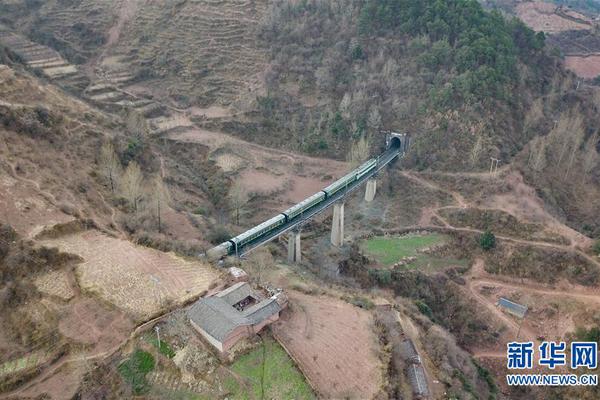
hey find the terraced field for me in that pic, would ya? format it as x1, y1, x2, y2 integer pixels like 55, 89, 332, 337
12, 0, 117, 62
112, 0, 268, 106
41, 230, 219, 320
0, 26, 89, 92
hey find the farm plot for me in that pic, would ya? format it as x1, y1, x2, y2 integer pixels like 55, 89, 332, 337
34, 270, 76, 301
272, 291, 383, 399
516, 2, 591, 33
41, 230, 219, 320
361, 233, 467, 272
58, 298, 133, 353
565, 55, 600, 79
225, 335, 314, 400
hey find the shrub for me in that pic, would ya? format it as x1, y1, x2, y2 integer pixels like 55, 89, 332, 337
415, 299, 433, 320
148, 337, 176, 358
368, 269, 392, 285
349, 296, 375, 310
574, 326, 600, 343
208, 225, 231, 245
193, 207, 206, 215
479, 231, 496, 251
593, 240, 600, 256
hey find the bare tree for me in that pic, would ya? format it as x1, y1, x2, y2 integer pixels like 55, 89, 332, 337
367, 106, 382, 133
228, 180, 249, 225
524, 99, 544, 132
248, 247, 273, 285
148, 175, 170, 232
565, 125, 584, 179
582, 137, 599, 180
550, 109, 584, 167
469, 134, 485, 167
348, 135, 370, 168
125, 109, 149, 137
529, 136, 547, 172
98, 141, 121, 193
120, 161, 144, 212
339, 92, 352, 120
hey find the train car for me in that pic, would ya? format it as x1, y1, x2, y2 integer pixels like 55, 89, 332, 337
207, 240, 233, 261
282, 192, 326, 221
231, 214, 286, 248
356, 158, 377, 180
322, 170, 358, 198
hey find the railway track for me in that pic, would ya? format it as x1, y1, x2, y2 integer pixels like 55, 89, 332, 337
208, 136, 407, 260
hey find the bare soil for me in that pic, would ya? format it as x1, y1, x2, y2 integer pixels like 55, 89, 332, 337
0, 169, 73, 237
58, 298, 133, 352
17, 360, 86, 400
399, 169, 600, 369
169, 127, 347, 209
565, 54, 600, 79
272, 290, 383, 400
516, 2, 591, 33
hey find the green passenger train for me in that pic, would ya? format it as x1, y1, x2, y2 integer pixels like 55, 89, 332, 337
207, 158, 378, 260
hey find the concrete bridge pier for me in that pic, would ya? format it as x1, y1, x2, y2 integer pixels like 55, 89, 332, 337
287, 230, 302, 263
330, 202, 345, 247
365, 178, 377, 202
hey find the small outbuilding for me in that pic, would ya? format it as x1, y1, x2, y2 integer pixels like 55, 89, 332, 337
188, 282, 286, 353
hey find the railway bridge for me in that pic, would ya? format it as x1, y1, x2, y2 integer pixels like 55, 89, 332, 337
207, 132, 409, 263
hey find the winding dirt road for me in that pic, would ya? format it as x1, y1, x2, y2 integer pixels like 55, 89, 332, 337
402, 170, 600, 361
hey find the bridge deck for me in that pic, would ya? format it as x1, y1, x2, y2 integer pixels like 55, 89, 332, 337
233, 145, 403, 257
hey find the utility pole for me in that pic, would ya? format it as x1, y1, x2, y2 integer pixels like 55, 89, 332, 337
155, 326, 161, 349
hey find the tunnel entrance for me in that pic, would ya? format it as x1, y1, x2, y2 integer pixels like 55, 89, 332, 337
385, 132, 408, 152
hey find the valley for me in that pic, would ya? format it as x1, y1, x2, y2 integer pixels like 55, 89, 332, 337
0, 0, 600, 399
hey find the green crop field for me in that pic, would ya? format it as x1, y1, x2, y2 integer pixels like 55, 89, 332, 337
362, 233, 467, 271
118, 349, 156, 395
224, 336, 314, 400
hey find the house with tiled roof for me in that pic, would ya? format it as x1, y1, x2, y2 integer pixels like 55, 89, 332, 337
188, 282, 287, 353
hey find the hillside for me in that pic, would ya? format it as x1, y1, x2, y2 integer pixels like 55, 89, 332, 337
0, 0, 600, 399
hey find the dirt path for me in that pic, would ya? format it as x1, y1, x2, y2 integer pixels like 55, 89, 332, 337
465, 256, 600, 360
3, 158, 124, 238
400, 170, 600, 360
84, 0, 139, 76
105, 0, 138, 50
471, 278, 600, 304
465, 260, 529, 335
170, 127, 348, 204
401, 171, 468, 208
0, 304, 183, 399
404, 171, 599, 270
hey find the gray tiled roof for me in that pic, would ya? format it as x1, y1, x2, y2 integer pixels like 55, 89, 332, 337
189, 288, 282, 343
216, 282, 257, 306
242, 298, 281, 324
188, 297, 250, 341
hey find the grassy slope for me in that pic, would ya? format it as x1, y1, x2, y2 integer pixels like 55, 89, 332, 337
362, 233, 467, 271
